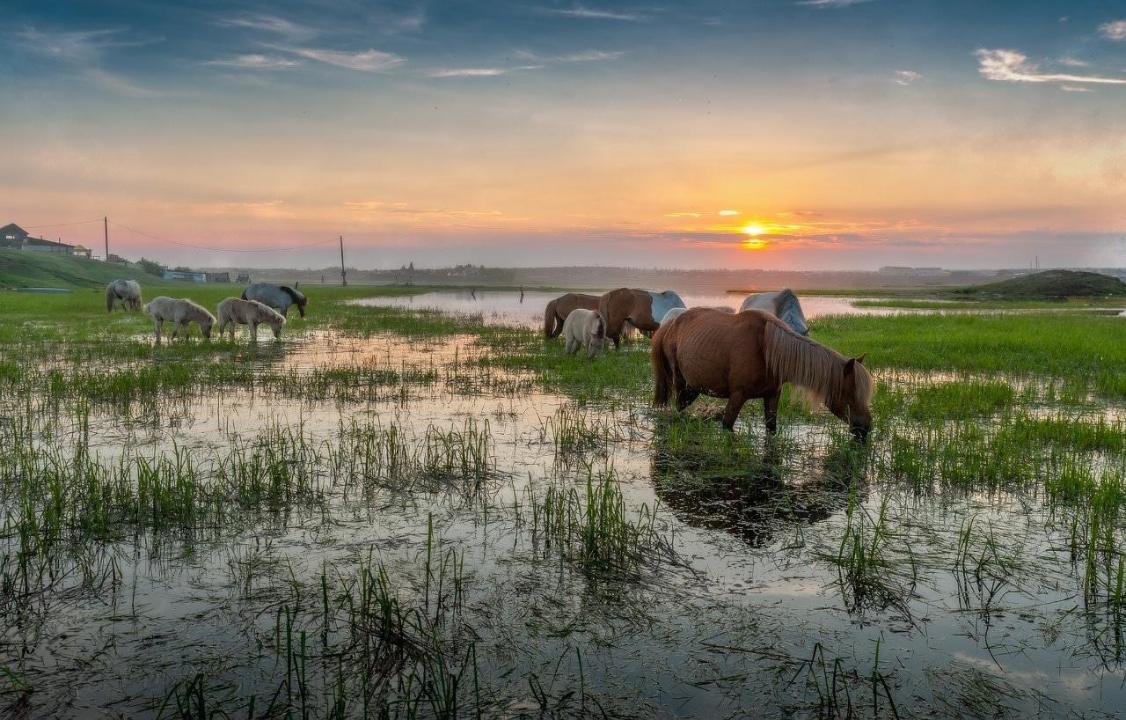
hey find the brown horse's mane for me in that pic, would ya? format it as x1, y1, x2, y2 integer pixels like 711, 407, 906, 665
762, 316, 872, 406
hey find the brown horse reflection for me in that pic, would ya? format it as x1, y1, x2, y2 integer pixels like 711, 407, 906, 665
649, 416, 867, 547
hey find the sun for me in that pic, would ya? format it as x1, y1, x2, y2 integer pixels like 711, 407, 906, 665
740, 222, 769, 250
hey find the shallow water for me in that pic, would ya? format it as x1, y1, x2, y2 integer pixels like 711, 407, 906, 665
2, 315, 1125, 718
352, 290, 1126, 330
350, 290, 908, 330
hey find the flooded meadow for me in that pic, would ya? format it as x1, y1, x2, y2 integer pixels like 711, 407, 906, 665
2, 287, 1125, 718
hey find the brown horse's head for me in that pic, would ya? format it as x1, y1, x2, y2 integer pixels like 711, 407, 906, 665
825, 354, 872, 441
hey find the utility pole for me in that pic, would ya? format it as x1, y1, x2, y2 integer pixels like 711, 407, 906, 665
103, 216, 109, 261
339, 235, 347, 286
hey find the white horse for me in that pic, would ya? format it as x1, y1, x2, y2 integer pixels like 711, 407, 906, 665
106, 279, 142, 312
217, 297, 286, 342
143, 297, 215, 342
562, 309, 608, 359
740, 289, 809, 336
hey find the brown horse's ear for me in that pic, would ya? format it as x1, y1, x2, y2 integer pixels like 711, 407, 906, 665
856, 353, 867, 365
844, 358, 856, 376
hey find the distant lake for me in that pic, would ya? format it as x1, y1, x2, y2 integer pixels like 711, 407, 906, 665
351, 290, 907, 330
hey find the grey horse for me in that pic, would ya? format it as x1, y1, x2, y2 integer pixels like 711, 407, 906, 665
106, 279, 142, 312
661, 305, 733, 325
241, 283, 307, 318
740, 289, 809, 336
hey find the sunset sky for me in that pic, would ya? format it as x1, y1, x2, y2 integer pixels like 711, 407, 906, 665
2, 1, 1125, 270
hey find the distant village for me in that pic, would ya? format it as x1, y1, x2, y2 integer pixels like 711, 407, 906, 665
2, 222, 94, 259
1, 222, 251, 284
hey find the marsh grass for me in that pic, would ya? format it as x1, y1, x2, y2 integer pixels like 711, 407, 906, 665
792, 640, 901, 720
926, 662, 1027, 719
951, 515, 1026, 617
0, 418, 332, 610
906, 380, 1015, 420
532, 467, 672, 577
329, 417, 499, 499
0, 412, 500, 616
161, 527, 481, 719
539, 404, 624, 464
823, 493, 916, 615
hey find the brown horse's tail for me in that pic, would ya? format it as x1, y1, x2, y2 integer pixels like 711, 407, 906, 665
651, 328, 672, 407
544, 300, 561, 338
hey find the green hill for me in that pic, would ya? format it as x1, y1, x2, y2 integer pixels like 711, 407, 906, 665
0, 249, 164, 289
951, 270, 1126, 300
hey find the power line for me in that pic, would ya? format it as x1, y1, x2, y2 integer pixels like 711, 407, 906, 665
108, 220, 340, 253
22, 218, 103, 229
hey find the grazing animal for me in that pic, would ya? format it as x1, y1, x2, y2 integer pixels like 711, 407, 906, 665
241, 283, 307, 318
217, 297, 286, 342
561, 309, 608, 359
599, 288, 686, 348
651, 308, 872, 440
661, 306, 733, 325
105, 279, 142, 312
143, 296, 215, 343
740, 289, 809, 336
543, 292, 601, 338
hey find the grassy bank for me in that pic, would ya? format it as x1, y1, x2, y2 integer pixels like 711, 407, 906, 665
813, 313, 1126, 399
853, 298, 1126, 310
0, 248, 167, 288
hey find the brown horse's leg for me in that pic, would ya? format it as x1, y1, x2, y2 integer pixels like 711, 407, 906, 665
672, 363, 694, 410
721, 392, 748, 431
673, 365, 699, 411
676, 388, 699, 411
763, 391, 781, 434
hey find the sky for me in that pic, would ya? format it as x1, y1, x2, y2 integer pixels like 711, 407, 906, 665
2, 1, 1125, 271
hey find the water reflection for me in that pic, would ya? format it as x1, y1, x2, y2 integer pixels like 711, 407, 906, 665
648, 417, 864, 547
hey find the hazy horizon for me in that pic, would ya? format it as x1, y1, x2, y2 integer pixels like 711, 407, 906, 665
4, 1, 1126, 271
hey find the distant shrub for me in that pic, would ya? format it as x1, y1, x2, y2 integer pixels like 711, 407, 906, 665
138, 257, 166, 275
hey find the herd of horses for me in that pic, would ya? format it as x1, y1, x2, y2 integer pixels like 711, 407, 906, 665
105, 280, 307, 343
104, 279, 872, 439
545, 288, 871, 440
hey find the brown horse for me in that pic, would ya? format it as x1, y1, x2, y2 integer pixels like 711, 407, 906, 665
544, 292, 601, 338
599, 288, 686, 348
651, 308, 872, 440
